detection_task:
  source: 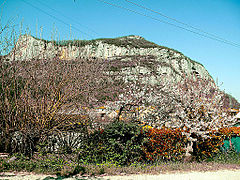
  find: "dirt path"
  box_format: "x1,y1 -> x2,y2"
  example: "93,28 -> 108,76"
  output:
1,170 -> 240,180
102,170 -> 240,180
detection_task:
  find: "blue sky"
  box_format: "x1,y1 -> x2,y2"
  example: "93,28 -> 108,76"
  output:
2,0 -> 240,102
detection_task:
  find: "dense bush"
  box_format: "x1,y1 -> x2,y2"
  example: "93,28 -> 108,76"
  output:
77,123 -> 237,164
142,127 -> 187,161
193,133 -> 224,161
77,121 -> 146,165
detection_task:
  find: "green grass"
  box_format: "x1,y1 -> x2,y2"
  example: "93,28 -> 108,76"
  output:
1,150 -> 240,177
207,148 -> 240,164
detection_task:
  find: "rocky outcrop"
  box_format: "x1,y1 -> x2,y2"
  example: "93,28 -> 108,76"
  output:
6,34 -> 213,84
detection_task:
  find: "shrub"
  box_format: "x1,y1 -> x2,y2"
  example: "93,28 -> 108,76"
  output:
193,133 -> 224,161
0,61 -> 26,152
77,121 -> 145,166
0,153 -> 76,173
142,127 -> 187,162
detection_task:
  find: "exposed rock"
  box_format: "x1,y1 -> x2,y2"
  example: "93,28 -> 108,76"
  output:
6,34 -> 213,84
5,34 -> 239,119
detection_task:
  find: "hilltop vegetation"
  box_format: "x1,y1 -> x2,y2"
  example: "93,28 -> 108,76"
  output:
33,34 -> 202,64
36,35 -> 164,48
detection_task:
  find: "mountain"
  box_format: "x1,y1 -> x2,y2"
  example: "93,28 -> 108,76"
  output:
6,34 -> 212,81
5,34 -> 239,108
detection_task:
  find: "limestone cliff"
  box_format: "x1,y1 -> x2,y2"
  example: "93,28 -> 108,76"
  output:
6,34 -> 213,84
5,34 -> 240,109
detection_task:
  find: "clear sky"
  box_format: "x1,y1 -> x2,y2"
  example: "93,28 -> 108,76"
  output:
2,0 -> 240,102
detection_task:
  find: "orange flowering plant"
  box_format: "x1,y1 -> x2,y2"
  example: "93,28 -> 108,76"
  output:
142,127 -> 187,161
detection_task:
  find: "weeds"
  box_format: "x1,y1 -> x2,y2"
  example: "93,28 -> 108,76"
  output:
0,153 -> 76,174
2,154 -> 240,176
209,148 -> 240,164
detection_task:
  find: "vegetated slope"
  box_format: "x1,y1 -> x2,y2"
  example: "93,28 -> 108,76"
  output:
5,34 -> 239,108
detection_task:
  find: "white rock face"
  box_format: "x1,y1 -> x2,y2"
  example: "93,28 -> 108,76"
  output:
6,34 -> 213,83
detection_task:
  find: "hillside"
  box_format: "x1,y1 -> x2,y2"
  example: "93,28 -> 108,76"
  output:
5,34 -> 239,108
7,35 -> 212,81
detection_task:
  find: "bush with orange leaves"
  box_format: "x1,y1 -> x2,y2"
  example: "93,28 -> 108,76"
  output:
218,127 -> 240,137
192,127 -> 240,160
141,126 -> 240,162
192,132 -> 224,160
142,127 -> 187,161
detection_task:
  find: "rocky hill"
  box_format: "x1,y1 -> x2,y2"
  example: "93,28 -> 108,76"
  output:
7,34 -> 213,82
5,34 -> 239,108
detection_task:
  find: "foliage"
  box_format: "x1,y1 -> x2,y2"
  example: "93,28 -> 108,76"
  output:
193,133 -> 224,161
71,164 -> 86,176
1,55 -> 238,162
209,147 -> 240,164
1,17 -> 239,164
77,121 -> 146,166
0,153 -> 77,174
1,151 -> 240,175
218,127 -> 240,137
142,127 -> 187,161
0,59 -> 72,156
118,63 -> 238,158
